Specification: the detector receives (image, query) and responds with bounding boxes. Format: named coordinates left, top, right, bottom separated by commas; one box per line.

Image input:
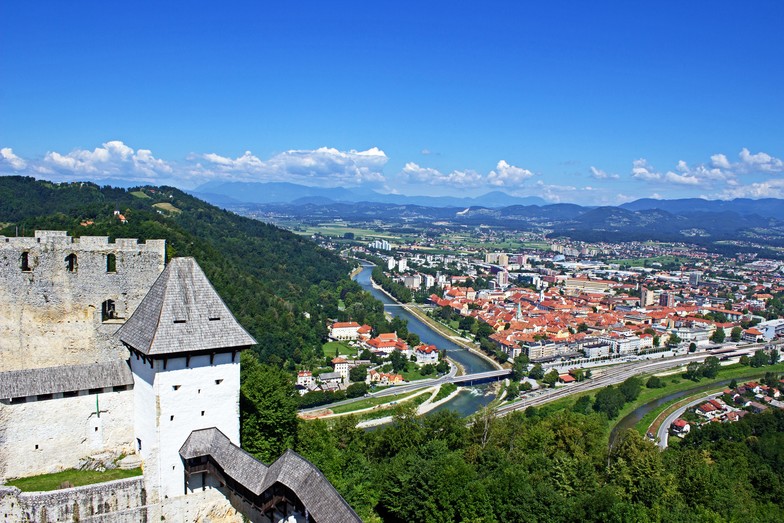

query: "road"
left=657, top=392, right=722, bottom=449
left=495, top=352, right=717, bottom=416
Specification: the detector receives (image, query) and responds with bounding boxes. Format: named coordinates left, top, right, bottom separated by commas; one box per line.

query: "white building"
left=414, top=344, right=440, bottom=365
left=758, top=318, right=784, bottom=340
left=329, top=321, right=361, bottom=340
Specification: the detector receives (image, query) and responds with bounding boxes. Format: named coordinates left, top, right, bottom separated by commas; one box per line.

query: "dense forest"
left=293, top=403, right=784, bottom=522
left=0, top=176, right=363, bottom=368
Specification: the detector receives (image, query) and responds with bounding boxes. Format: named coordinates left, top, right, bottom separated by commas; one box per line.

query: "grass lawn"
left=323, top=341, right=356, bottom=358
left=400, top=366, right=438, bottom=382
left=522, top=362, right=784, bottom=440
left=329, top=390, right=428, bottom=415
left=7, top=468, right=143, bottom=492
left=129, top=190, right=151, bottom=199
left=152, top=202, right=181, bottom=213
left=433, top=383, right=458, bottom=403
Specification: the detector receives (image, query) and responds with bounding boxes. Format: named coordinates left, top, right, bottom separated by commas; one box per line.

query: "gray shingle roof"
left=0, top=360, right=133, bottom=399
left=116, top=257, right=256, bottom=356
left=180, top=428, right=361, bottom=523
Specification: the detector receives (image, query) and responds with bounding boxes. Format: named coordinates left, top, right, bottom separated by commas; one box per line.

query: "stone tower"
left=116, top=257, right=256, bottom=503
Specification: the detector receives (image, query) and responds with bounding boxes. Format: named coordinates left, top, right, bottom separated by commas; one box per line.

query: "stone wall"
left=0, top=388, right=135, bottom=479
left=0, top=231, right=165, bottom=372
left=0, top=477, right=147, bottom=523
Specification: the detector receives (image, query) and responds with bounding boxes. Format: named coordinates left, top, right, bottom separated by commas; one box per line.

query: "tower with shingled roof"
left=116, top=257, right=256, bottom=503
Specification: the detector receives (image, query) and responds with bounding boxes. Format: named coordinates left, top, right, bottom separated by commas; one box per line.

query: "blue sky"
left=1, top=1, right=783, bottom=204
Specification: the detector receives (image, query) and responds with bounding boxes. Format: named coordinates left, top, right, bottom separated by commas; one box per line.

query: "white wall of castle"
left=131, top=351, right=240, bottom=503
left=0, top=388, right=135, bottom=480
left=0, top=231, right=165, bottom=372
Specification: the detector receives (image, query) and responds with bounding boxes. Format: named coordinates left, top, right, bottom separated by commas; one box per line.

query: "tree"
left=436, top=359, right=450, bottom=374
left=668, top=333, right=681, bottom=346
left=689, top=342, right=697, bottom=352
left=577, top=322, right=589, bottom=333
left=710, top=329, right=725, bottom=344
left=593, top=386, right=626, bottom=419
left=240, top=352, right=298, bottom=463
left=739, top=355, right=750, bottom=366
left=653, top=335, right=660, bottom=348
left=520, top=380, right=533, bottom=392
left=506, top=382, right=519, bottom=399
left=511, top=354, right=530, bottom=381
left=572, top=395, right=593, bottom=415
left=751, top=349, right=768, bottom=368
left=684, top=361, right=703, bottom=381
left=701, top=356, right=720, bottom=379
left=619, top=376, right=643, bottom=402
left=349, top=364, right=369, bottom=383
left=730, top=326, right=742, bottom=342
left=346, top=382, right=368, bottom=398
left=543, top=369, right=560, bottom=388
left=646, top=376, right=665, bottom=388
left=770, top=349, right=780, bottom=365
left=529, top=363, right=545, bottom=380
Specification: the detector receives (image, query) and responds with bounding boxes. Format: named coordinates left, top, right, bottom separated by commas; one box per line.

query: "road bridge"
left=447, top=369, right=511, bottom=385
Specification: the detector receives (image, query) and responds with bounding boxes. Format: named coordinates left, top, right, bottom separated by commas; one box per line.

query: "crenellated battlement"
left=1, top=230, right=166, bottom=252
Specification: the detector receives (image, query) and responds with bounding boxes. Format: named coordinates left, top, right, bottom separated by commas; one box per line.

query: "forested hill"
left=0, top=176, right=353, bottom=367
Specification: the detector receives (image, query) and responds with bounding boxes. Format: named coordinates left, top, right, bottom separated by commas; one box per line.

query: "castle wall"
left=0, top=388, right=135, bottom=479
left=0, top=477, right=146, bottom=523
left=131, top=352, right=240, bottom=502
left=0, top=231, right=165, bottom=372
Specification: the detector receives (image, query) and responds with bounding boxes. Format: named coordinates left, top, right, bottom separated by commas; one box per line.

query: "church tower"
left=116, top=257, right=256, bottom=503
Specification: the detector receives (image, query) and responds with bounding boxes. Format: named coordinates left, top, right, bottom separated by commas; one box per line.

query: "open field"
left=129, top=190, right=151, bottom=199
left=152, top=202, right=181, bottom=213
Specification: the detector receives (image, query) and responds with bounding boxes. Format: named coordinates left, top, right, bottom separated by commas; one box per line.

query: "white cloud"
left=401, top=159, right=533, bottom=188
left=631, top=149, right=784, bottom=189
left=533, top=180, right=578, bottom=203
left=631, top=159, right=661, bottom=181
left=589, top=166, right=619, bottom=180
left=0, top=147, right=27, bottom=170
left=487, top=160, right=534, bottom=186
left=42, top=140, right=172, bottom=181
left=401, top=162, right=483, bottom=187
left=715, top=178, right=784, bottom=199
left=195, top=146, right=388, bottom=186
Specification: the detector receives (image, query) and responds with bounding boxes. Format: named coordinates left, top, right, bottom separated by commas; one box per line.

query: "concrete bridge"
left=446, top=369, right=511, bottom=386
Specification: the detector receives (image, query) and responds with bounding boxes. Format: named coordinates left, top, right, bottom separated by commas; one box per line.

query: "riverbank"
left=402, top=302, right=504, bottom=371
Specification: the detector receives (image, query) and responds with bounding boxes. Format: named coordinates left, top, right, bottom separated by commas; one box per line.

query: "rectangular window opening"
left=173, top=319, right=187, bottom=324
left=170, top=415, right=174, bottom=421
left=201, top=411, right=205, bottom=416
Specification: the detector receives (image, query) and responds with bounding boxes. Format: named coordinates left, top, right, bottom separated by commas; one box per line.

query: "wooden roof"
left=0, top=360, right=133, bottom=399
left=180, top=428, right=361, bottom=523
left=116, top=257, right=256, bottom=356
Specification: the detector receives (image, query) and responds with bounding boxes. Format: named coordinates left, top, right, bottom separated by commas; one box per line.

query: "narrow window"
left=170, top=415, right=174, bottom=421
left=88, top=388, right=103, bottom=394
left=201, top=411, right=205, bottom=416
left=101, top=300, right=116, bottom=321
left=20, top=252, right=31, bottom=272
left=106, top=253, right=116, bottom=273
left=65, top=253, right=78, bottom=272
left=137, top=438, right=142, bottom=451
left=215, top=379, right=223, bottom=385
left=35, top=444, right=39, bottom=450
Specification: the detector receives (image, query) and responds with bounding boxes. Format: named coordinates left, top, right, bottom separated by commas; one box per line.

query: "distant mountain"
left=620, top=198, right=784, bottom=219
left=191, top=181, right=547, bottom=208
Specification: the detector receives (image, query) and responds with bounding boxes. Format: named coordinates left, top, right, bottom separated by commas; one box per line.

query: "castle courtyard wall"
left=0, top=388, right=135, bottom=480
left=0, top=231, right=165, bottom=372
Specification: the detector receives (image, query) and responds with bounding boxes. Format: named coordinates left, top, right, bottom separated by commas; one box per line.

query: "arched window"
left=102, top=299, right=116, bottom=321
left=106, top=253, right=116, bottom=273
left=20, top=252, right=31, bottom=272
left=65, top=253, right=78, bottom=272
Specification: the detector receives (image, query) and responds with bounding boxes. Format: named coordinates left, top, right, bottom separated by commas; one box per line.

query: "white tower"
left=117, top=257, right=256, bottom=503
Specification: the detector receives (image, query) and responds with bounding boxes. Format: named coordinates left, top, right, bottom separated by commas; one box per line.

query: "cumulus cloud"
left=589, top=166, right=619, bottom=180
left=41, top=141, right=172, bottom=181
left=401, top=162, right=483, bottom=187
left=194, top=146, right=388, bottom=186
left=487, top=160, right=534, bottom=186
left=631, top=148, right=784, bottom=189
left=715, top=178, right=784, bottom=199
left=401, top=159, right=533, bottom=188
left=0, top=148, right=27, bottom=170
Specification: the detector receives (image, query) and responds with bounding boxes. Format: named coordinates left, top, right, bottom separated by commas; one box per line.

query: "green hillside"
left=0, top=176, right=356, bottom=368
